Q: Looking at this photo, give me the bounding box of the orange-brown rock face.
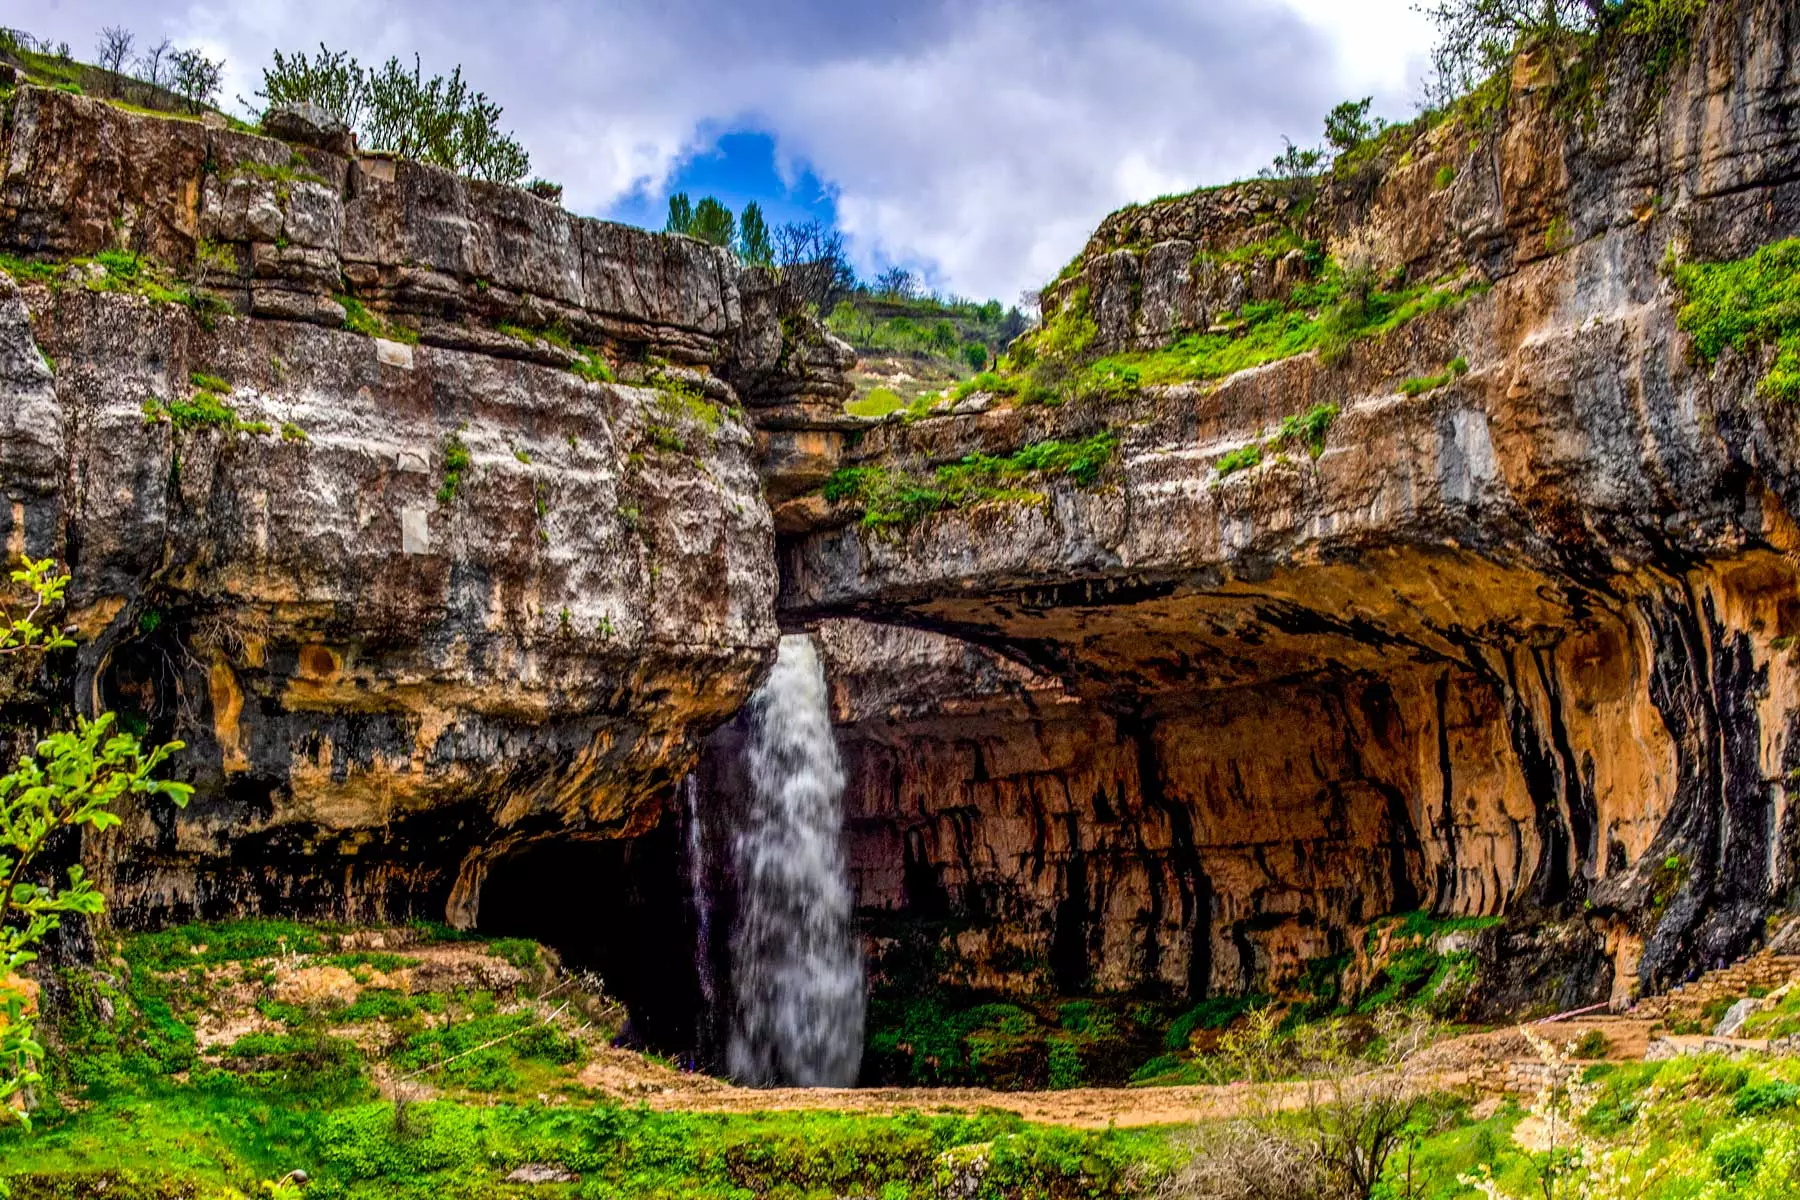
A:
[781,0,1800,1008]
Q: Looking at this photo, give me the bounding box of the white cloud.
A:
[14,0,1443,300]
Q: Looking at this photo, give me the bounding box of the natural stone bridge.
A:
[3,0,1800,1035]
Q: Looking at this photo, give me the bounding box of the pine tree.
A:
[738,201,774,266]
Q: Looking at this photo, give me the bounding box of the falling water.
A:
[682,774,719,1064]
[727,634,865,1087]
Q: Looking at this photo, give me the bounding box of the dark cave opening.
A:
[476,824,711,1064]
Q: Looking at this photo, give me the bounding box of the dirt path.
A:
[575,1016,1666,1129]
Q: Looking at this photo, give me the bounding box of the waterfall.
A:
[726,633,865,1087]
[682,774,719,1066]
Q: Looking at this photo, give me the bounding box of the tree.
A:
[1196,1006,1439,1200]
[963,342,990,372]
[689,197,736,248]
[134,38,172,89]
[876,266,918,299]
[1261,137,1327,204]
[95,26,134,76]
[773,219,857,312]
[1324,97,1381,156]
[1418,0,1611,95]
[258,46,531,184]
[169,47,223,114]
[0,558,192,1128]
[664,193,695,236]
[363,55,530,183]
[738,201,774,266]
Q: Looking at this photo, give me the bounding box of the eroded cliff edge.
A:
[776,0,1800,1015]
[0,83,849,928]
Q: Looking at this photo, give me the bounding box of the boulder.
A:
[261,102,356,156]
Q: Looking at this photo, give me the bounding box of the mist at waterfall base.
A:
[687,634,866,1088]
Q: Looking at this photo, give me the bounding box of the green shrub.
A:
[1572,1029,1611,1059]
[1711,1132,1765,1181]
[437,432,471,503]
[1164,994,1266,1050]
[1215,441,1264,477]
[1675,239,1800,403]
[822,432,1118,531]
[1734,1081,1800,1116]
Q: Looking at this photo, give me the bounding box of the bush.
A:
[1734,1080,1800,1116]
[1572,1029,1611,1059]
[1675,239,1800,403]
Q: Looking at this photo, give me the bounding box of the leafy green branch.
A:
[0,558,192,1129]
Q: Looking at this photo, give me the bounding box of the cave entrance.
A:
[475,824,708,1063]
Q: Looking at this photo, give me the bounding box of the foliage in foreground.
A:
[1,558,191,1127]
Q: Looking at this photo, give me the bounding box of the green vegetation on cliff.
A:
[969,261,1486,416]
[1674,239,1800,403]
[822,432,1118,530]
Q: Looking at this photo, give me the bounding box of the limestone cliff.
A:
[778,0,1800,1013]
[6,0,1800,1048]
[0,84,844,928]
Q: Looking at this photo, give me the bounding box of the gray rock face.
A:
[0,85,851,930]
[1715,997,1762,1038]
[261,103,356,156]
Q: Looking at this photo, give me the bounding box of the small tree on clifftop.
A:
[257,44,532,184]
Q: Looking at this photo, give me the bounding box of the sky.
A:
[6,0,1440,303]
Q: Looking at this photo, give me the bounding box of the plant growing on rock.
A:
[0,558,191,1128]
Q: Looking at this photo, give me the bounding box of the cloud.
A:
[17,0,1440,300]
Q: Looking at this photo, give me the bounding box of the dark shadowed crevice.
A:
[476,825,705,1059]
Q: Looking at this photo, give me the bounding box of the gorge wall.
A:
[776,0,1800,1015]
[0,82,846,930]
[4,0,1800,1054]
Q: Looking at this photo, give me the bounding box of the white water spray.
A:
[682,774,719,1062]
[727,634,865,1086]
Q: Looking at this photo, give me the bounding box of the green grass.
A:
[2,1079,1173,1200]
[1400,355,1470,396]
[437,432,472,504]
[1675,238,1800,403]
[821,432,1118,531]
[141,382,274,437]
[338,294,419,344]
[1214,402,1340,478]
[847,386,907,418]
[0,248,223,318]
[992,263,1484,412]
[572,348,614,384]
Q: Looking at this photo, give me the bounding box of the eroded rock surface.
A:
[779,0,1800,1009]
[0,86,842,927]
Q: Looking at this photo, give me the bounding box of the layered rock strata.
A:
[0,85,846,927]
[780,0,1800,1009]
